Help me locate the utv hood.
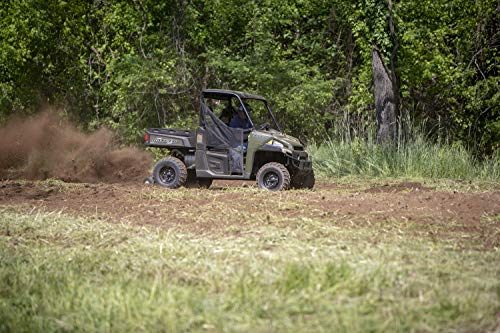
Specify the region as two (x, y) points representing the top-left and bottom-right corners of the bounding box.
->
(254, 129), (303, 149)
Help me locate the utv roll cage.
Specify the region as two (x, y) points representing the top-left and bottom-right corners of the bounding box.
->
(201, 89), (282, 132)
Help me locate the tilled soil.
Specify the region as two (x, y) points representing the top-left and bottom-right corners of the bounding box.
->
(1, 180), (499, 246)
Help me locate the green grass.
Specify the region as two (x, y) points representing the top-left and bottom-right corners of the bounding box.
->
(0, 206), (498, 332)
(309, 138), (500, 181)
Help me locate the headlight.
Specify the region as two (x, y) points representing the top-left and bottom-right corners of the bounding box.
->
(268, 140), (284, 148)
(267, 139), (292, 155)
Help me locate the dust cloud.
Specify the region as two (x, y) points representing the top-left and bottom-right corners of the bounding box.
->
(0, 110), (152, 183)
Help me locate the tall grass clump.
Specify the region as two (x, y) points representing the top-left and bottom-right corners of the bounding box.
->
(309, 120), (499, 180)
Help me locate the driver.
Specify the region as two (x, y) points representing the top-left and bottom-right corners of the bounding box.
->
(229, 103), (252, 129)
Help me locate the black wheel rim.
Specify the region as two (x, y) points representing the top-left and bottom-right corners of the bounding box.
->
(159, 166), (176, 184)
(263, 171), (280, 189)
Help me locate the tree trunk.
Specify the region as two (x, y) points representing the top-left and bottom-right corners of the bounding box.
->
(372, 0), (399, 144)
(372, 48), (398, 143)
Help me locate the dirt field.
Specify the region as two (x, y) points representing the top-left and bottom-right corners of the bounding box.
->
(1, 179), (499, 247)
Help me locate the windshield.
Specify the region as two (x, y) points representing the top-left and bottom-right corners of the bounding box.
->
(241, 98), (280, 131)
(202, 94), (281, 132)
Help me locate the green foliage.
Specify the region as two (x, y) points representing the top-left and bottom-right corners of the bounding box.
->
(201, 0), (346, 140)
(0, 0), (90, 115)
(393, 0), (499, 156)
(0, 0), (498, 155)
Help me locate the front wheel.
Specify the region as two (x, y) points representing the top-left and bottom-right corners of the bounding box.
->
(153, 157), (187, 189)
(256, 162), (290, 191)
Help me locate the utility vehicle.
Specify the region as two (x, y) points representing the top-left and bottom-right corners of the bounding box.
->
(143, 89), (314, 191)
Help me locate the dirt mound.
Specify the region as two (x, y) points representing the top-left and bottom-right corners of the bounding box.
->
(0, 111), (152, 183)
(364, 181), (432, 193)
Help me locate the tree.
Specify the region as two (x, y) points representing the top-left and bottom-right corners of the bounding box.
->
(371, 0), (399, 144)
(0, 0), (497, 155)
(372, 47), (397, 143)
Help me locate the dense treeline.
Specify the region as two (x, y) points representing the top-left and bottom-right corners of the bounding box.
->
(0, 0), (498, 155)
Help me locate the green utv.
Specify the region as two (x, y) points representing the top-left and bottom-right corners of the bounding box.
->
(144, 89), (314, 191)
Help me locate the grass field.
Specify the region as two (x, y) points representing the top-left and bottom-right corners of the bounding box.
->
(0, 178), (499, 332)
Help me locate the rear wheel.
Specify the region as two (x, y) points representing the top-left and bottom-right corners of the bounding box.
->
(185, 170), (213, 189)
(153, 157), (187, 189)
(256, 162), (290, 191)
